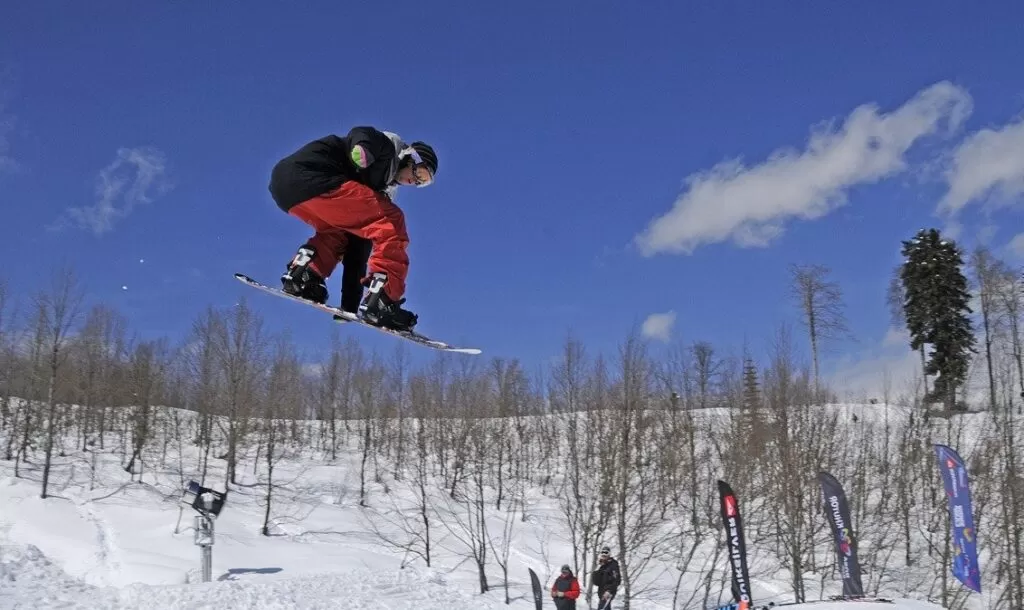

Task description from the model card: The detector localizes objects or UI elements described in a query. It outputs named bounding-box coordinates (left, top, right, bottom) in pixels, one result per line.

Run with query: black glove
left=281, top=245, right=328, bottom=304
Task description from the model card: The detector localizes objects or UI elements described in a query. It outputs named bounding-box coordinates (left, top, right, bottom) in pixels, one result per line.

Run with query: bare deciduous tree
left=438, top=414, right=492, bottom=595
left=213, top=299, right=266, bottom=486
left=790, top=264, right=848, bottom=400
left=37, top=267, right=84, bottom=499
left=760, top=324, right=830, bottom=603
left=7, top=257, right=1024, bottom=605
left=487, top=473, right=521, bottom=604
left=124, top=339, right=171, bottom=480
left=0, top=279, right=23, bottom=460
left=185, top=307, right=223, bottom=485
left=553, top=336, right=616, bottom=593
left=261, top=336, right=300, bottom=536
left=997, top=267, right=1024, bottom=412
left=316, top=333, right=359, bottom=460
left=969, top=247, right=1005, bottom=411
left=74, top=306, right=127, bottom=452
left=608, top=332, right=666, bottom=608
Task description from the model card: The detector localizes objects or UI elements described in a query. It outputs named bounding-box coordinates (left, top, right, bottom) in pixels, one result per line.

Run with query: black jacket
left=591, top=558, right=621, bottom=597
left=269, top=126, right=401, bottom=211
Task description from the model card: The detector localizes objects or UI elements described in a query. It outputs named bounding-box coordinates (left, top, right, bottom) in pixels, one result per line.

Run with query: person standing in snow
left=591, top=546, right=621, bottom=609
left=268, top=125, right=438, bottom=331
left=550, top=564, right=580, bottom=609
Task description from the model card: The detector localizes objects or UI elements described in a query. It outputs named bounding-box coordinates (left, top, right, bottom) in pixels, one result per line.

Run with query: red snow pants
left=288, top=182, right=409, bottom=301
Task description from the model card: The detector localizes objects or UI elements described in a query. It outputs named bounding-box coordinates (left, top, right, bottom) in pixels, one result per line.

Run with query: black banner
left=528, top=568, right=543, bottom=610
left=718, top=480, right=753, bottom=607
left=818, top=471, right=865, bottom=598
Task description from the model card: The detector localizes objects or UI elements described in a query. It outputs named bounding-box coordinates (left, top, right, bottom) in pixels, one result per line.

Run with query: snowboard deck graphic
left=234, top=273, right=481, bottom=354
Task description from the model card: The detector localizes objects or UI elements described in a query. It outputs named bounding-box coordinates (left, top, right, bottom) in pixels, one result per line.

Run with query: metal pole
left=194, top=514, right=215, bottom=583
left=202, top=542, right=212, bottom=583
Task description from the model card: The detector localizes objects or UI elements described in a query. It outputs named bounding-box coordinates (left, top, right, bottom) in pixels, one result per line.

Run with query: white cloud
left=1008, top=233, right=1024, bottom=259
left=939, top=115, right=1024, bottom=214
left=977, top=223, right=999, bottom=245
left=60, top=147, right=171, bottom=235
left=941, top=219, right=963, bottom=241
left=827, top=327, right=923, bottom=403
left=882, top=326, right=909, bottom=348
left=641, top=311, right=676, bottom=343
left=634, top=81, right=972, bottom=256
left=829, top=324, right=994, bottom=406
left=302, top=362, right=325, bottom=378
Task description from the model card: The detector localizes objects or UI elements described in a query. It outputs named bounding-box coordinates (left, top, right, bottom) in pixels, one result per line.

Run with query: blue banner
left=818, top=471, right=865, bottom=597
left=934, top=444, right=981, bottom=593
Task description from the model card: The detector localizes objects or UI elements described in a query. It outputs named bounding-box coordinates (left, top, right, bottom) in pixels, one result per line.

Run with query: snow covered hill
left=0, top=539, right=947, bottom=610
left=1, top=542, right=499, bottom=609
left=0, top=401, right=992, bottom=608
left=0, top=456, right=512, bottom=609
left=766, top=603, right=944, bottom=610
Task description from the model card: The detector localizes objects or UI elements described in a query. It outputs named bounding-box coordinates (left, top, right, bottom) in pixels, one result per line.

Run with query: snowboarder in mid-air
left=268, top=125, right=438, bottom=332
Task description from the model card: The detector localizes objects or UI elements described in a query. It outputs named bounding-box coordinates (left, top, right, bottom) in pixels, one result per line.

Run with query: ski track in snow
left=79, top=500, right=121, bottom=587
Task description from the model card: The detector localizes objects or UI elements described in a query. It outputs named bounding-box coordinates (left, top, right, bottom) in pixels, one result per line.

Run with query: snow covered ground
left=1, top=525, right=948, bottom=610
left=761, top=604, right=942, bottom=610
left=0, top=403, right=974, bottom=609
left=1, top=542, right=489, bottom=609
left=0, top=447, right=516, bottom=609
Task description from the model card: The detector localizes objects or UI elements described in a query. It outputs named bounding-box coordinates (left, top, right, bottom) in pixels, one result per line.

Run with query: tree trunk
left=40, top=350, right=59, bottom=499
left=359, top=421, right=370, bottom=506
left=261, top=433, right=275, bottom=536
left=919, top=346, right=929, bottom=398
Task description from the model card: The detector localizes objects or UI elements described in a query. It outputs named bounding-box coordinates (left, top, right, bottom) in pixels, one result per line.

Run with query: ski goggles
left=402, top=147, right=435, bottom=187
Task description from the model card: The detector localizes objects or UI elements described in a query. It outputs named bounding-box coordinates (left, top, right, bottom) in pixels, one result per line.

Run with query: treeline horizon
left=2, top=226, right=1024, bottom=609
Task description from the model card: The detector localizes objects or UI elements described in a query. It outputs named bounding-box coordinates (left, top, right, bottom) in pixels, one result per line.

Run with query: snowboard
left=234, top=273, right=481, bottom=354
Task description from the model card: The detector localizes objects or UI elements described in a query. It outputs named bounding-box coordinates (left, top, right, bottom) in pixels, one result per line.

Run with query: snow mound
left=0, top=542, right=500, bottom=609
left=1, top=543, right=100, bottom=608
left=774, top=600, right=945, bottom=610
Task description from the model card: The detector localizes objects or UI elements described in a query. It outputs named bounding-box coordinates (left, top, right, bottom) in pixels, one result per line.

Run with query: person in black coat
left=268, top=126, right=437, bottom=328
left=591, top=546, right=621, bottom=608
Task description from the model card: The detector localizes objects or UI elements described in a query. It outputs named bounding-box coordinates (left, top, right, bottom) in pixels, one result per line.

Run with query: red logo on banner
left=724, top=495, right=737, bottom=518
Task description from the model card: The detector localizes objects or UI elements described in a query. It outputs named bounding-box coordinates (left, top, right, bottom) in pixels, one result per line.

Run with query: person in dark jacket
left=268, top=125, right=438, bottom=331
left=550, top=564, right=580, bottom=609
left=591, top=546, right=621, bottom=609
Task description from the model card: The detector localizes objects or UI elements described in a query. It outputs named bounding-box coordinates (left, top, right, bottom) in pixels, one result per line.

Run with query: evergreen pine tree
left=899, top=228, right=976, bottom=410
left=742, top=358, right=760, bottom=410
left=740, top=357, right=767, bottom=458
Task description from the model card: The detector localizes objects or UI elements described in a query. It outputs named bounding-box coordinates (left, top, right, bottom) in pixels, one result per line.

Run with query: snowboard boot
left=281, top=245, right=328, bottom=304
left=358, top=272, right=418, bottom=331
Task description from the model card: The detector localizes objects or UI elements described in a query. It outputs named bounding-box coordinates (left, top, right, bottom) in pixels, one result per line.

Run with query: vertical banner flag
left=934, top=444, right=982, bottom=593
left=718, top=480, right=753, bottom=609
left=817, top=471, right=865, bottom=598
left=528, top=568, right=543, bottom=610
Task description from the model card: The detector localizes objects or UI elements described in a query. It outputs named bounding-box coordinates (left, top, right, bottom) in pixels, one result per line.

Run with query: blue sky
left=3, top=2, right=1024, bottom=396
